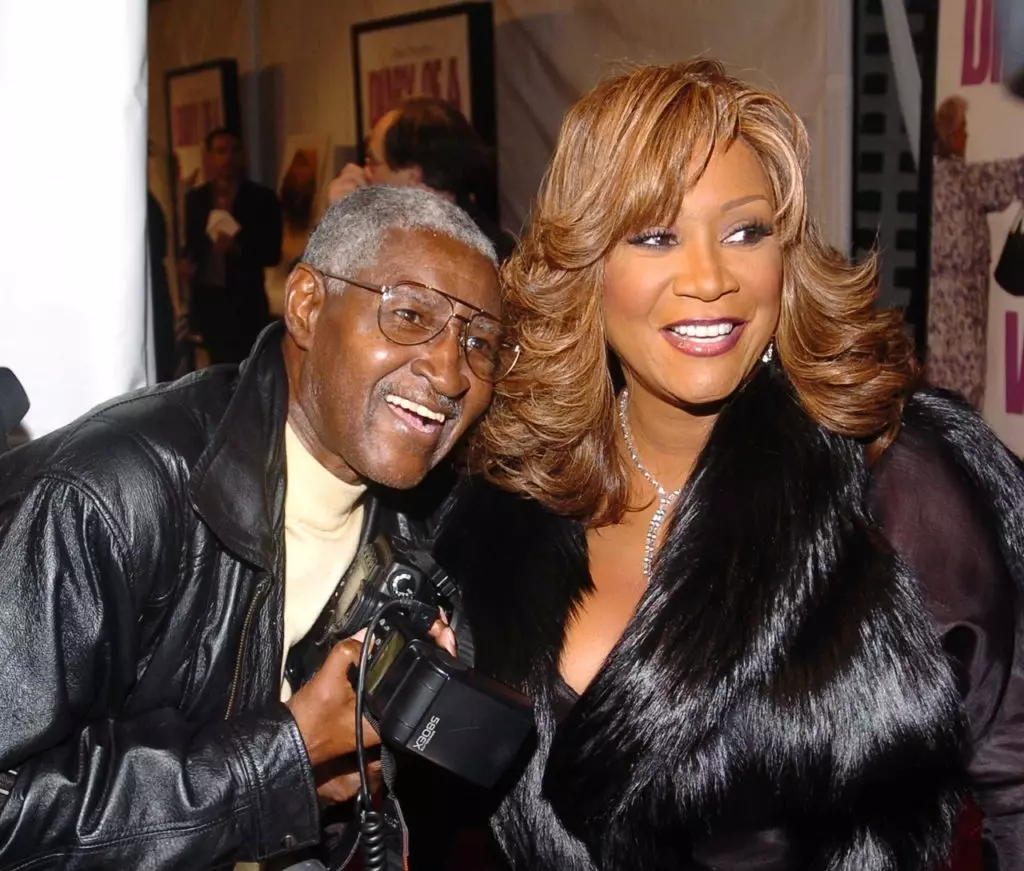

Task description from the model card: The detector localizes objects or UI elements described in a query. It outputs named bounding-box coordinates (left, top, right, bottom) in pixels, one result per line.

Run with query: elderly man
left=0, top=186, right=515, bottom=869
left=329, top=97, right=515, bottom=261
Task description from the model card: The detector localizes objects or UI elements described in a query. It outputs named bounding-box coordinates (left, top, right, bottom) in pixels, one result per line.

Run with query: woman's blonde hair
left=473, top=59, right=918, bottom=525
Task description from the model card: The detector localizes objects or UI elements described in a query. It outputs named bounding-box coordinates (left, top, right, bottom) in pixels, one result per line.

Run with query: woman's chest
left=559, top=523, right=649, bottom=695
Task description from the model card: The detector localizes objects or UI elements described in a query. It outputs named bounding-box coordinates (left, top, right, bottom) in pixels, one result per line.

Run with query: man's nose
left=409, top=320, right=472, bottom=399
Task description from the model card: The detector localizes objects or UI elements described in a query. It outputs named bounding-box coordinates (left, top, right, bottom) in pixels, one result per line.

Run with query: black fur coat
left=434, top=365, right=1024, bottom=870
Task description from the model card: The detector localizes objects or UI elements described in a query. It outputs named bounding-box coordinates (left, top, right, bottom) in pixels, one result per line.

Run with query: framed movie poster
left=164, top=59, right=241, bottom=256
left=351, top=3, right=497, bottom=213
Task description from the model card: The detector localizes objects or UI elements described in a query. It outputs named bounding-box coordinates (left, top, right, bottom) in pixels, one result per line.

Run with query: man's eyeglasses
left=310, top=268, right=520, bottom=383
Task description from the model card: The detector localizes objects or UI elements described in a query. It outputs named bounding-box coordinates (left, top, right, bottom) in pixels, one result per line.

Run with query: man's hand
left=286, top=617, right=455, bottom=771
left=315, top=759, right=382, bottom=805
left=286, top=634, right=376, bottom=771
left=327, top=163, right=370, bottom=204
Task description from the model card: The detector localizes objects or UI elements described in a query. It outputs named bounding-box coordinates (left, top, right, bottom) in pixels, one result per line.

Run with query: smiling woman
left=601, top=142, right=782, bottom=414
left=477, top=61, right=913, bottom=525
left=434, top=59, right=1024, bottom=871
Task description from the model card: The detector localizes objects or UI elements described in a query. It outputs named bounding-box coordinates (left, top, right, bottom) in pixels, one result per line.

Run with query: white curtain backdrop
left=0, top=0, right=149, bottom=438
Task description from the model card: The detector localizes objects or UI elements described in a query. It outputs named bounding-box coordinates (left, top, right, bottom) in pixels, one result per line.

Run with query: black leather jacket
left=0, top=324, right=437, bottom=870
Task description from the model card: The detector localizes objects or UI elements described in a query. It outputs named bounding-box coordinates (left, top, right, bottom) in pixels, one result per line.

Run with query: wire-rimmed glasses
left=311, top=268, right=520, bottom=383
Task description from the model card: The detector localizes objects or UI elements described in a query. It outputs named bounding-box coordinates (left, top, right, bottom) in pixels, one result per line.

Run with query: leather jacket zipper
left=224, top=576, right=270, bottom=718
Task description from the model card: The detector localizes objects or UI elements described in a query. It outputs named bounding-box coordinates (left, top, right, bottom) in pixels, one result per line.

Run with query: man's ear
left=283, top=264, right=326, bottom=351
left=397, top=163, right=424, bottom=187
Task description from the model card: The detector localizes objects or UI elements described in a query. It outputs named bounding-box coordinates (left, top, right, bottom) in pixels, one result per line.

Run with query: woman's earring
left=761, top=341, right=774, bottom=364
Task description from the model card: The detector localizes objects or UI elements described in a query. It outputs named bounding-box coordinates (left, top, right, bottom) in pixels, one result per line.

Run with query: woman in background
left=437, top=60, right=1024, bottom=869
left=928, top=94, right=1024, bottom=409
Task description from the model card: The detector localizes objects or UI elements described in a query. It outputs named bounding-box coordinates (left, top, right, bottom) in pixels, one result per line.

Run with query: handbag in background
left=994, top=204, right=1024, bottom=296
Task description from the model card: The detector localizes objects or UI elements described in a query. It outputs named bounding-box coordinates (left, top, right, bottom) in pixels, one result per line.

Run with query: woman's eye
left=724, top=222, right=773, bottom=245
left=628, top=229, right=677, bottom=247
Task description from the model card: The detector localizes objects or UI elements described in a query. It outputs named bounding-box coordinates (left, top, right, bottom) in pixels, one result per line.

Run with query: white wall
left=0, top=0, right=148, bottom=438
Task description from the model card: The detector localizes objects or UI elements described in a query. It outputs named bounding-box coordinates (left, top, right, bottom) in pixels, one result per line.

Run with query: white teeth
left=670, top=322, right=735, bottom=339
left=385, top=395, right=447, bottom=423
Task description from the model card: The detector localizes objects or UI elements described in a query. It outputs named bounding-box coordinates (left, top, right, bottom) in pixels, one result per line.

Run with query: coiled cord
left=357, top=795, right=387, bottom=871
left=353, top=598, right=438, bottom=870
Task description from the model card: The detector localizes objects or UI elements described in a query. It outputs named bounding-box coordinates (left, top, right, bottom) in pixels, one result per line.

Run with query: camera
left=362, top=608, right=533, bottom=788
left=285, top=533, right=453, bottom=688
left=284, top=533, right=534, bottom=789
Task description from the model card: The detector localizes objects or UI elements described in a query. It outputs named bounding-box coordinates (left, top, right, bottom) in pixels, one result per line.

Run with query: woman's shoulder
left=870, top=387, right=1023, bottom=628
left=883, top=399, right=1024, bottom=866
left=437, top=474, right=552, bottom=528
left=875, top=387, right=1024, bottom=506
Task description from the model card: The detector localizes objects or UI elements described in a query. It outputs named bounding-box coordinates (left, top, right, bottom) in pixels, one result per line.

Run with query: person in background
left=927, top=96, right=1024, bottom=409
left=147, top=188, right=178, bottom=382
left=279, top=147, right=320, bottom=275
left=328, top=97, right=515, bottom=261
left=181, top=127, right=283, bottom=364
left=147, top=138, right=179, bottom=382
left=0, top=186, right=514, bottom=869
left=436, top=60, right=1024, bottom=869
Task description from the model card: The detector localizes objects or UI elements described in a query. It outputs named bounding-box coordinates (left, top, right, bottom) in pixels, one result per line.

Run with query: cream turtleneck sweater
left=235, top=425, right=366, bottom=871
left=280, top=422, right=366, bottom=699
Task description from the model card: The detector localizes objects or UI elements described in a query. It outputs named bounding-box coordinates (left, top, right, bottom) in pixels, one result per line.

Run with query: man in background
left=181, top=128, right=282, bottom=364
left=147, top=187, right=177, bottom=381
left=329, top=97, right=515, bottom=261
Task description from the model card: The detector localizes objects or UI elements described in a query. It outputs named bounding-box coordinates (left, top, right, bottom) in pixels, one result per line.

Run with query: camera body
left=284, top=533, right=534, bottom=789
left=285, top=533, right=452, bottom=688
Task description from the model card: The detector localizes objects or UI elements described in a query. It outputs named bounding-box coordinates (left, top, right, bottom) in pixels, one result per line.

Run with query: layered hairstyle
left=472, top=59, right=919, bottom=525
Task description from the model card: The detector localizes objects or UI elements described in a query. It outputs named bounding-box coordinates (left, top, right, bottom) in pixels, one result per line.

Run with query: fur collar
left=436, top=365, right=966, bottom=870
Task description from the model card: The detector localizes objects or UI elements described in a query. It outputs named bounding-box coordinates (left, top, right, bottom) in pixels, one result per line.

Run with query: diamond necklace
left=617, top=389, right=683, bottom=580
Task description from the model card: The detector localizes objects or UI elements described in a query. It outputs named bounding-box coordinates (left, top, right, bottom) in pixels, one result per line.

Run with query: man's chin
left=378, top=473, right=428, bottom=490
left=360, top=454, right=434, bottom=490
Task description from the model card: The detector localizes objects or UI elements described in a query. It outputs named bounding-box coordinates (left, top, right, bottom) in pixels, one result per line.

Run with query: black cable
left=353, top=597, right=437, bottom=871
left=355, top=794, right=387, bottom=871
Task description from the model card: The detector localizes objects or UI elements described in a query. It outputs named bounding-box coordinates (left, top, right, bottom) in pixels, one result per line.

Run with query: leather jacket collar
left=185, top=322, right=410, bottom=572
left=189, top=322, right=289, bottom=571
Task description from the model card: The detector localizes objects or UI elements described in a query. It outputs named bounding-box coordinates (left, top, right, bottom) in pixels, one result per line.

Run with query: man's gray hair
left=301, top=185, right=498, bottom=281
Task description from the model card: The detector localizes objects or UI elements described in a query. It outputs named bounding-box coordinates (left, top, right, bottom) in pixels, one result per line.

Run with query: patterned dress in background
left=928, top=155, right=1024, bottom=409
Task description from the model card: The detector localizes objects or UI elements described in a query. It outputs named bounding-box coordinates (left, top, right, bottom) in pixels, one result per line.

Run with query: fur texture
left=436, top=365, right=973, bottom=870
